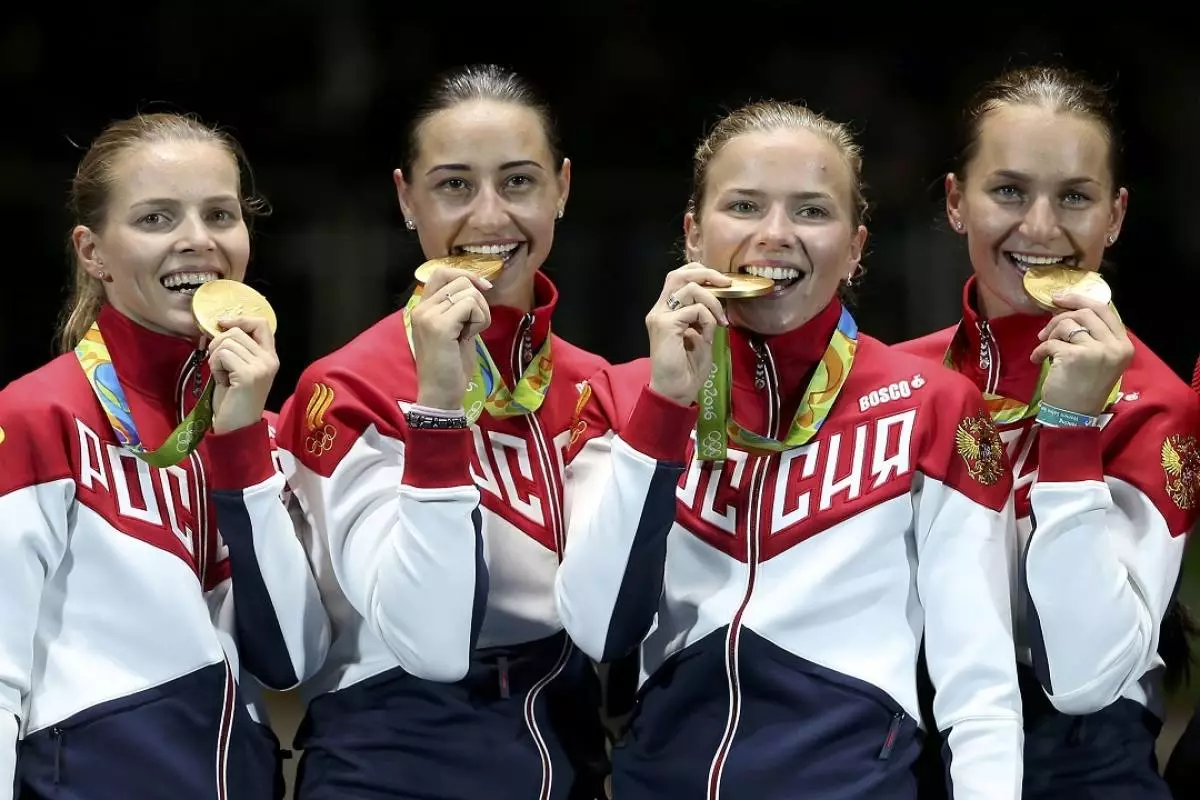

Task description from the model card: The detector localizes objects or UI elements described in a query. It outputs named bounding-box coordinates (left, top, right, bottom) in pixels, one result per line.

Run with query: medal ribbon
left=696, top=306, right=859, bottom=462
left=942, top=321, right=1121, bottom=424
left=75, top=322, right=215, bottom=468
left=402, top=289, right=553, bottom=424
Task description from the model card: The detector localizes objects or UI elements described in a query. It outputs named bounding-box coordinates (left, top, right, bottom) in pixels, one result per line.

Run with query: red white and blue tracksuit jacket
left=898, top=278, right=1200, bottom=799
left=555, top=298, right=1025, bottom=800
left=277, top=273, right=612, bottom=799
left=0, top=304, right=330, bottom=800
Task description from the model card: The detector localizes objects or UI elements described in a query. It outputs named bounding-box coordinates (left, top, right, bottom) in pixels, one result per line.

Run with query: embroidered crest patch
left=1162, top=434, right=1200, bottom=510
left=305, top=382, right=338, bottom=456
left=955, top=411, right=1004, bottom=486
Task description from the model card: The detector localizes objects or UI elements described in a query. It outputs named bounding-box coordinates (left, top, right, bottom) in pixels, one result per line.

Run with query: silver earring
left=1107, top=234, right=1116, bottom=245
left=405, top=219, right=416, bottom=231
left=954, top=220, right=964, bottom=231
left=556, top=207, right=564, bottom=220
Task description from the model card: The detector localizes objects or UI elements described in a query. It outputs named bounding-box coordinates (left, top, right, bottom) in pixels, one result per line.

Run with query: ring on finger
left=1066, top=327, right=1089, bottom=344
left=443, top=290, right=456, bottom=304
left=666, top=294, right=682, bottom=311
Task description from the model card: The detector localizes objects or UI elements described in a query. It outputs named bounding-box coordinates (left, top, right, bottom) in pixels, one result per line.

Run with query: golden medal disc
left=414, top=253, right=505, bottom=285
left=1022, top=266, right=1112, bottom=312
left=707, top=273, right=776, bottom=300
left=192, top=280, right=279, bottom=339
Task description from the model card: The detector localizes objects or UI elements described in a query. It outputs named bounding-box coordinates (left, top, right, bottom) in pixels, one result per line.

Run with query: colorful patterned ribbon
left=75, top=322, right=214, bottom=467
left=696, top=307, right=859, bottom=462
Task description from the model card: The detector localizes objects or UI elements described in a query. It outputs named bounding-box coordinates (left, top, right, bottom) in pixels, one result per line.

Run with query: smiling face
left=395, top=98, right=570, bottom=310
left=946, top=103, right=1127, bottom=318
left=684, top=127, right=866, bottom=336
left=73, top=139, right=250, bottom=339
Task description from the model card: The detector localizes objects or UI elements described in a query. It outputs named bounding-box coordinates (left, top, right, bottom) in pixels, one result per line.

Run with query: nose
left=757, top=204, right=794, bottom=250
left=469, top=184, right=509, bottom=232
left=173, top=210, right=216, bottom=252
left=1018, top=195, right=1061, bottom=244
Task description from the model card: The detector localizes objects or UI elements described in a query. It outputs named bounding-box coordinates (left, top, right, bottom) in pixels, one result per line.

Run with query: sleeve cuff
left=402, top=427, right=474, bottom=489
left=621, top=385, right=698, bottom=463
left=206, top=419, right=276, bottom=491
left=1038, top=425, right=1104, bottom=483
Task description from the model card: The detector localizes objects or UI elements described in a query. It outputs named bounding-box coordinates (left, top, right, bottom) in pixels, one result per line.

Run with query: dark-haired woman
left=278, top=64, right=610, bottom=799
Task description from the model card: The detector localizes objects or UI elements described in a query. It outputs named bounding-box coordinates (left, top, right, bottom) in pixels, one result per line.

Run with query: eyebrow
left=990, top=170, right=1100, bottom=186
left=425, top=160, right=546, bottom=176
left=727, top=188, right=834, bottom=202
left=130, top=195, right=239, bottom=208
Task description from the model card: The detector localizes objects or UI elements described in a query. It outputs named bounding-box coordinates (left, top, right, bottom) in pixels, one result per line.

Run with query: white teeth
left=1009, top=253, right=1070, bottom=267
left=461, top=243, right=520, bottom=255
left=162, top=271, right=220, bottom=290
left=744, top=265, right=801, bottom=281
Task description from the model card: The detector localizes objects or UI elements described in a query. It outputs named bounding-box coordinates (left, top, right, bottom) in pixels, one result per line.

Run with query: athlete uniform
left=0, top=304, right=330, bottom=800
left=279, top=273, right=611, bottom=799
left=899, top=278, right=1200, bottom=798
left=556, top=298, right=1024, bottom=799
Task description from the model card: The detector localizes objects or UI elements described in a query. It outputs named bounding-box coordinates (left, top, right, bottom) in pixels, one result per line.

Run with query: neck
left=973, top=279, right=1038, bottom=321
left=95, top=304, right=208, bottom=401
left=485, top=279, right=535, bottom=314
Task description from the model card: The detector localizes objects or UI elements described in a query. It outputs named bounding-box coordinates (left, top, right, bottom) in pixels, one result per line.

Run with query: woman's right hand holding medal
left=646, top=263, right=731, bottom=406
left=411, top=267, right=493, bottom=411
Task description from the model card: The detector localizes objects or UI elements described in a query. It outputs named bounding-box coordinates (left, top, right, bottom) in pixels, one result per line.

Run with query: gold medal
left=414, top=253, right=505, bottom=284
left=708, top=273, right=776, bottom=300
left=192, top=280, right=278, bottom=339
left=1023, top=267, right=1112, bottom=311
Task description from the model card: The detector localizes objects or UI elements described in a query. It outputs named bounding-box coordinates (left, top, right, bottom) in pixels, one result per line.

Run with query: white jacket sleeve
left=0, top=406, right=73, bottom=800
left=556, top=375, right=696, bottom=663
left=1023, top=396, right=1200, bottom=714
left=280, top=377, right=488, bottom=683
left=202, top=419, right=331, bottom=690
left=915, top=391, right=1023, bottom=800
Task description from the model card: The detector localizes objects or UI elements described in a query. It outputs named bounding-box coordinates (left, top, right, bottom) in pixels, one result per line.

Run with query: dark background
left=3, top=8, right=1197, bottom=794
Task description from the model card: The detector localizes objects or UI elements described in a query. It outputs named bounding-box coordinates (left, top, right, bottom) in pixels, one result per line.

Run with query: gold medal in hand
left=1023, top=267, right=1112, bottom=311
left=708, top=273, right=775, bottom=300
left=192, top=280, right=278, bottom=338
left=414, top=253, right=505, bottom=284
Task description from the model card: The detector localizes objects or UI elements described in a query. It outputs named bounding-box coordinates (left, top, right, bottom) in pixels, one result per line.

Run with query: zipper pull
left=497, top=655, right=511, bottom=699
left=190, top=347, right=206, bottom=399
left=877, top=712, right=905, bottom=760
left=977, top=322, right=993, bottom=371
left=751, top=340, right=767, bottom=391
left=521, top=314, right=534, bottom=370
left=51, top=726, right=64, bottom=784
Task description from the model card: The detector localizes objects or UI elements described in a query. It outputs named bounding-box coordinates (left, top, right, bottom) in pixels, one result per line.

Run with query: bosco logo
left=858, top=374, right=925, bottom=413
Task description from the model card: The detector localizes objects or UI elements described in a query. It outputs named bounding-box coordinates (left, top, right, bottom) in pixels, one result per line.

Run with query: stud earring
left=954, top=220, right=964, bottom=232
left=1107, top=234, right=1116, bottom=245
left=556, top=207, right=564, bottom=220
left=405, top=219, right=416, bottom=231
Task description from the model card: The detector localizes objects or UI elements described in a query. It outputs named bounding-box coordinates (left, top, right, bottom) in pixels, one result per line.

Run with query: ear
left=683, top=210, right=702, bottom=262
left=945, top=172, right=966, bottom=234
left=73, top=225, right=105, bottom=279
left=1106, top=186, right=1129, bottom=246
left=848, top=224, right=868, bottom=273
left=393, top=168, right=415, bottom=225
left=556, top=157, right=572, bottom=215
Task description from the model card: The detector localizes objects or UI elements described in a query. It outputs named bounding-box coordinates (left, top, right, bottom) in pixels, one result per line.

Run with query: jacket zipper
left=977, top=320, right=1000, bottom=394
left=510, top=312, right=567, bottom=800
left=706, top=341, right=778, bottom=799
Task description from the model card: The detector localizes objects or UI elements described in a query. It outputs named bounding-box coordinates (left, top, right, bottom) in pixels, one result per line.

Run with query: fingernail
left=480, top=279, right=493, bottom=289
